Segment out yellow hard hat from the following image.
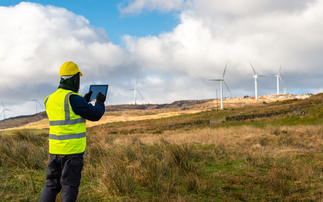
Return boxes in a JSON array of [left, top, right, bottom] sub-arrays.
[[58, 61, 83, 77]]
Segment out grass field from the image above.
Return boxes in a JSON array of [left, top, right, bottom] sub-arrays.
[[1, 94, 323, 201]]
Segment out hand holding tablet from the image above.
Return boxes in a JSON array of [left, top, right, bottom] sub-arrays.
[[88, 84, 109, 102]]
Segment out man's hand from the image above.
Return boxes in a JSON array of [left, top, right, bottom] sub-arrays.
[[84, 91, 93, 103], [96, 92, 106, 103]]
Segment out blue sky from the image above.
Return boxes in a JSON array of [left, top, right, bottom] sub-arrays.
[[0, 0, 323, 119], [0, 0, 178, 44]]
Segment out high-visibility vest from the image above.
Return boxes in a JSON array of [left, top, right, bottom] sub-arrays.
[[44, 88, 86, 155]]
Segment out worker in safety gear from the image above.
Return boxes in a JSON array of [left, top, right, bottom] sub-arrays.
[[39, 61, 106, 202]]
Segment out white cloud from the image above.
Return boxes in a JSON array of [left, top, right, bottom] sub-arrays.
[[0, 2, 132, 86], [192, 0, 318, 19], [119, 0, 318, 16], [0, 2, 132, 118], [121, 0, 323, 88], [145, 75, 163, 85]]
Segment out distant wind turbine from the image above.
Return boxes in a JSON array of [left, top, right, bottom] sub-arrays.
[[28, 99, 44, 114], [1, 100, 12, 121], [250, 62, 266, 100], [28, 91, 44, 114], [275, 64, 283, 95], [281, 81, 288, 94], [127, 79, 144, 105], [209, 63, 232, 109]]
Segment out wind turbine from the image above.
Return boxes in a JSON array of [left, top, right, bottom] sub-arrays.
[[281, 81, 288, 94], [1, 100, 12, 122], [250, 62, 266, 100], [28, 99, 44, 114], [28, 91, 44, 114], [127, 79, 144, 105], [209, 63, 232, 109], [0, 101, 12, 134], [275, 65, 283, 95]]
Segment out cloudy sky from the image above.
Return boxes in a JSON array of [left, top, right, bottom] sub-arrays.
[[0, 0, 323, 119]]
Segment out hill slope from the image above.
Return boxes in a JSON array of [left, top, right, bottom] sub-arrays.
[[2, 94, 314, 131]]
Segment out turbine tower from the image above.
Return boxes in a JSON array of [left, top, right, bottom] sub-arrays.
[[275, 65, 283, 95], [250, 62, 266, 100], [127, 78, 144, 105], [209, 63, 232, 109]]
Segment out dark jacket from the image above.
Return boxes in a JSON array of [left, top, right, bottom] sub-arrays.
[[69, 94, 105, 121]]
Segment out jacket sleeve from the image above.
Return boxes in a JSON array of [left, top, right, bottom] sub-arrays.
[[69, 94, 105, 121]]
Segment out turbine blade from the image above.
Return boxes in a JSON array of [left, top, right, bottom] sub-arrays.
[[249, 62, 257, 75], [223, 63, 227, 78], [279, 75, 283, 82], [136, 89, 144, 99], [258, 75, 267, 78], [126, 89, 135, 91], [223, 81, 232, 97], [279, 64, 282, 74], [209, 79, 223, 81], [37, 100, 45, 110], [1, 100, 4, 109]]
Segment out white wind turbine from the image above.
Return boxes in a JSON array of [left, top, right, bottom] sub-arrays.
[[28, 91, 44, 114], [275, 65, 283, 95], [127, 79, 144, 105], [250, 62, 266, 100], [28, 99, 44, 114], [281, 81, 288, 94], [209, 63, 232, 109], [1, 100, 12, 122]]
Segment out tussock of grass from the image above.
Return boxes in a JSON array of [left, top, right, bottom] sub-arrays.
[[0, 130, 48, 170]]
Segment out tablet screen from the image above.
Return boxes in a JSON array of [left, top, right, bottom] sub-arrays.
[[89, 84, 109, 101]]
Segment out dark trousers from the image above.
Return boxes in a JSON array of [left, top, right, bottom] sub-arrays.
[[39, 153, 84, 202]]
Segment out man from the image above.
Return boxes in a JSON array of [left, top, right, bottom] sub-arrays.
[[39, 61, 106, 202]]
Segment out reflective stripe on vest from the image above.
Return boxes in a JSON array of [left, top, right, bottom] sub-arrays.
[[49, 132, 86, 140], [44, 89, 86, 155], [49, 119, 85, 126]]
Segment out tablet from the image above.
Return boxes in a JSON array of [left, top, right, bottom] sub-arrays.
[[89, 84, 109, 101]]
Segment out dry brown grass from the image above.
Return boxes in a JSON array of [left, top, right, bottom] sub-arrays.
[[79, 124, 323, 200], [1, 124, 323, 201]]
